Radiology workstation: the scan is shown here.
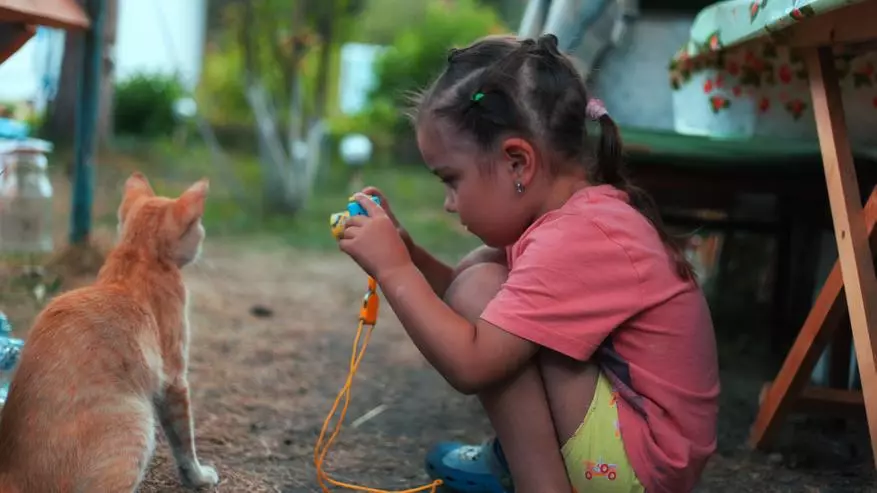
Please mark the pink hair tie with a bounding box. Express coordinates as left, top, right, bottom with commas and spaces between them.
586, 98, 608, 120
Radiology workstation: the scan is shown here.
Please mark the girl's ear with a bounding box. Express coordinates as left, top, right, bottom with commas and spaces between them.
500, 137, 538, 187
175, 178, 209, 228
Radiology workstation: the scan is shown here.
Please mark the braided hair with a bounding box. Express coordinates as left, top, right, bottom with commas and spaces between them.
410, 34, 694, 281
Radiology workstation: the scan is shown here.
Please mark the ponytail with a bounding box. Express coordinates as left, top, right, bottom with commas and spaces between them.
412, 34, 696, 282
595, 114, 623, 185
590, 104, 696, 282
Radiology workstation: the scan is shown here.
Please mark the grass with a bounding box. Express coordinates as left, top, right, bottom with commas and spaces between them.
93, 138, 483, 262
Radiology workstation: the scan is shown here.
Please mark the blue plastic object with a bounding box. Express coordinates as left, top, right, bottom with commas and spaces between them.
0, 312, 23, 405
0, 337, 23, 373
347, 195, 382, 217
425, 439, 513, 493
0, 118, 29, 140
0, 312, 11, 336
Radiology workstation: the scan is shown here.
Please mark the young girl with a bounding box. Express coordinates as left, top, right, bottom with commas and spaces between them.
338, 33, 719, 493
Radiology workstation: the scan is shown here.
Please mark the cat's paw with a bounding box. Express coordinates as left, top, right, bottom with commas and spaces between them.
181, 463, 219, 489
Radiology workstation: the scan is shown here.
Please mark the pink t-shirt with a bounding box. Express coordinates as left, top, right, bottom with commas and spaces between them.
480, 184, 719, 493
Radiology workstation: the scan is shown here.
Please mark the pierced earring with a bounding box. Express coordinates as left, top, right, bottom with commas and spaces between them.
515, 182, 525, 194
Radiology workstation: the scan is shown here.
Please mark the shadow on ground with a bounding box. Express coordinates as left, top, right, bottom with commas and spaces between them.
128, 241, 876, 492
2, 164, 875, 492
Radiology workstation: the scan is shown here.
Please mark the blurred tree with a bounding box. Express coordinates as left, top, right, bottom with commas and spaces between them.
220, 0, 364, 213
329, 0, 505, 159
97, 0, 117, 146
367, 0, 507, 111
43, 0, 84, 149
312, 0, 363, 121
355, 0, 429, 44
478, 0, 528, 27
205, 0, 241, 42
344, 0, 522, 46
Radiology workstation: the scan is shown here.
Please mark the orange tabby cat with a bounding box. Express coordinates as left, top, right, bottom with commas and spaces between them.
0, 172, 219, 492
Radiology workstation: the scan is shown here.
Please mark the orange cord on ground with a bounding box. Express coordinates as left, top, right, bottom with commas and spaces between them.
313, 276, 443, 493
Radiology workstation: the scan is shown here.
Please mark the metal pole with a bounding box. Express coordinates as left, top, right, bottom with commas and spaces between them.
70, 0, 105, 245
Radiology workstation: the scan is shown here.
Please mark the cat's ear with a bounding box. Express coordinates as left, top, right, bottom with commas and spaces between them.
118, 172, 155, 224
124, 172, 155, 199
175, 177, 209, 228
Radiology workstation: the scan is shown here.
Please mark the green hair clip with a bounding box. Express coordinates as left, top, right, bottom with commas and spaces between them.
472, 92, 485, 102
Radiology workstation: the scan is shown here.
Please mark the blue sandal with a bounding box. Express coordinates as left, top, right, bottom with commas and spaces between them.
424, 438, 513, 493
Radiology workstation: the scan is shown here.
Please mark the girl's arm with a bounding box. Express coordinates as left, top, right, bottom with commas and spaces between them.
377, 262, 537, 394
361, 185, 458, 297
361, 187, 505, 297
405, 236, 455, 298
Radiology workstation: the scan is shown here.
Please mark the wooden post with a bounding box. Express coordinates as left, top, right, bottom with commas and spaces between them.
69, 0, 104, 244
96, 0, 116, 147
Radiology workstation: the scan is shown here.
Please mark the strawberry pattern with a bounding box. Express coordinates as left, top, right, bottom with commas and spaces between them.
669, 0, 876, 120
670, 41, 877, 120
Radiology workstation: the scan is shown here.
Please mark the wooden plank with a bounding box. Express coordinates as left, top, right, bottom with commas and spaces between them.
807, 45, 877, 467
799, 387, 865, 418
0, 0, 89, 30
748, 187, 877, 449
778, 0, 877, 50
0, 22, 33, 65
760, 382, 865, 419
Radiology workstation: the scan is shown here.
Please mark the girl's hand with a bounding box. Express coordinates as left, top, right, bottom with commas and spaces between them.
361, 186, 415, 252
339, 193, 413, 281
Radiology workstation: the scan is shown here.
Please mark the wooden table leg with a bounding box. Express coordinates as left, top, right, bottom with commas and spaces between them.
806, 45, 877, 467
748, 188, 877, 449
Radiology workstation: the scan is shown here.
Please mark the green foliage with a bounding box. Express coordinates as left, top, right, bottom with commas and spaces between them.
369, 0, 506, 109
196, 0, 363, 128
196, 42, 252, 126
354, 0, 429, 45
98, 139, 480, 259
328, 0, 507, 156
326, 98, 397, 155
197, 0, 299, 126
23, 109, 45, 137
114, 73, 185, 137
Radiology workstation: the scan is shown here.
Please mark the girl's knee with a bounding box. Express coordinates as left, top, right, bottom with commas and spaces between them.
453, 246, 506, 276
444, 262, 509, 323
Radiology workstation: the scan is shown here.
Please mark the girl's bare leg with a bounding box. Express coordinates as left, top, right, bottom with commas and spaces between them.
442, 263, 572, 493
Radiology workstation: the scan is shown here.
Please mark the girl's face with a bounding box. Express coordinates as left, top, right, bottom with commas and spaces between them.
416, 121, 534, 248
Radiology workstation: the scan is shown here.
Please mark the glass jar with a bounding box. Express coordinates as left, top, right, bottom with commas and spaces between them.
0, 139, 54, 254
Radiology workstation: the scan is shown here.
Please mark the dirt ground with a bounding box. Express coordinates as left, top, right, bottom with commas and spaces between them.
116, 240, 873, 493
2, 238, 876, 492
2, 171, 876, 492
